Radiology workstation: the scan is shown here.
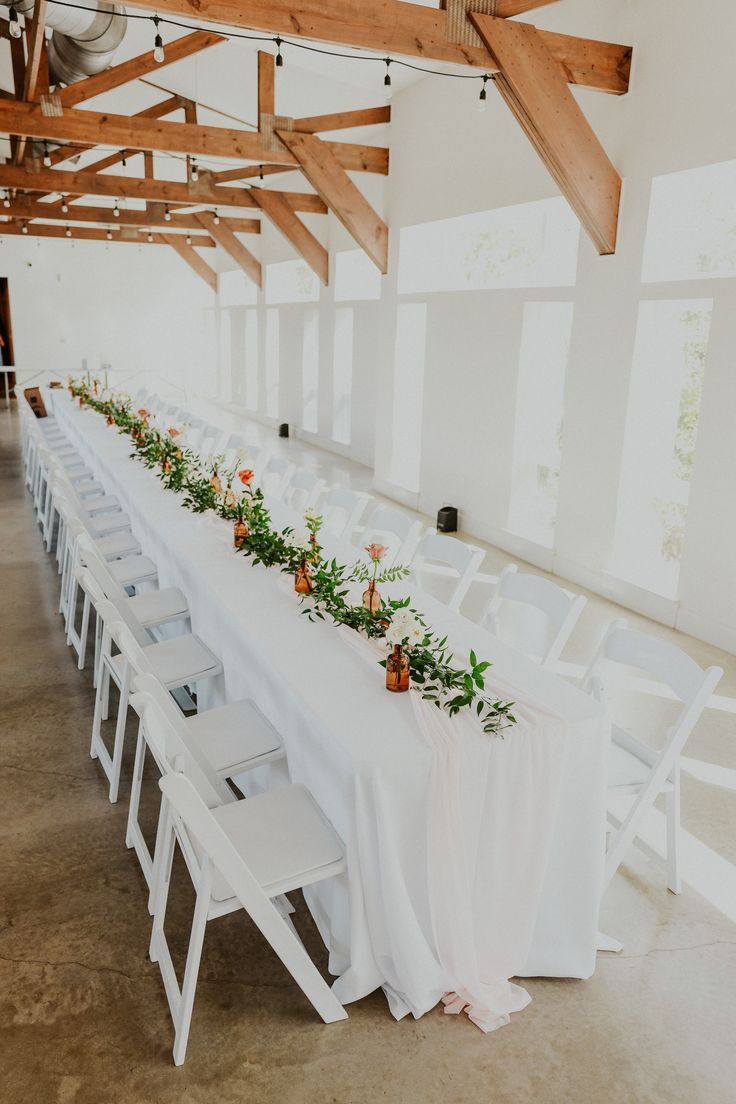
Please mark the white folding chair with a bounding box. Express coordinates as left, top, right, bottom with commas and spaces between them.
87, 587, 223, 803
283, 469, 326, 514
322, 487, 372, 541
127, 674, 284, 895
481, 563, 586, 668
411, 532, 484, 613
358, 504, 423, 567
582, 618, 723, 895
260, 456, 296, 500
153, 765, 348, 1064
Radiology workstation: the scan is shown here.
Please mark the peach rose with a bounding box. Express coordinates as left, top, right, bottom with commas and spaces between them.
167, 427, 181, 438
365, 543, 386, 562
238, 469, 255, 486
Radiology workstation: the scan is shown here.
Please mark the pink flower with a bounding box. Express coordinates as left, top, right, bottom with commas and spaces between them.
365, 543, 386, 563
167, 427, 181, 438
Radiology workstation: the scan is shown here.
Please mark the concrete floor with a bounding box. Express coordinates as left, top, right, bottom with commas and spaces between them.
2, 399, 735, 1104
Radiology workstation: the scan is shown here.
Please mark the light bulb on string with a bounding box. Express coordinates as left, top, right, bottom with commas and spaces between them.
477, 75, 489, 113
106, 229, 112, 240
21, 221, 28, 234
186, 234, 192, 246
274, 36, 283, 67
190, 158, 199, 183
42, 141, 51, 168
113, 200, 120, 217
8, 5, 22, 39
152, 16, 165, 63
3, 191, 10, 209
259, 165, 264, 182
213, 209, 220, 225
164, 204, 171, 222
65, 225, 72, 238
383, 59, 392, 102
147, 230, 153, 243
61, 197, 69, 214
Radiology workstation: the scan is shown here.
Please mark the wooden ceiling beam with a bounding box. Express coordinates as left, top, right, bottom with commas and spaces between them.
0, 222, 215, 246
277, 130, 387, 273
195, 210, 262, 286
257, 50, 275, 119
119, 0, 631, 94
213, 164, 294, 183
293, 107, 391, 133
58, 31, 226, 108
0, 100, 389, 172
481, 0, 560, 16
14, 0, 47, 164
48, 96, 185, 169
4, 198, 261, 233
249, 186, 328, 285
0, 162, 328, 212
163, 232, 218, 291
472, 14, 621, 255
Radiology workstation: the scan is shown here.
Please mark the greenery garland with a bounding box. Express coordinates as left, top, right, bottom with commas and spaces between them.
68, 378, 516, 735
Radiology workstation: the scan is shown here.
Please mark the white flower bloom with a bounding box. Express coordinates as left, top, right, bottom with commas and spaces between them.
386, 611, 423, 646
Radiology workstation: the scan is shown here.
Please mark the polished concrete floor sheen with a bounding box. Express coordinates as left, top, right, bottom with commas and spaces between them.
2, 401, 735, 1104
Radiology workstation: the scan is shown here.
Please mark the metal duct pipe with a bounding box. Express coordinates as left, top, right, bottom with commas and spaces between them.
2, 0, 127, 86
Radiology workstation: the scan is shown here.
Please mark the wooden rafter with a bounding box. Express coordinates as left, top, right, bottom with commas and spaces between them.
13, 0, 47, 164
0, 223, 215, 247
163, 232, 218, 291
58, 32, 226, 108
293, 107, 391, 133
258, 50, 275, 118
472, 14, 621, 255
120, 0, 631, 94
47, 97, 186, 170
195, 210, 262, 285
5, 198, 261, 233
0, 100, 389, 173
493, 0, 560, 16
250, 186, 328, 284
277, 130, 388, 273
0, 163, 328, 212
213, 164, 294, 184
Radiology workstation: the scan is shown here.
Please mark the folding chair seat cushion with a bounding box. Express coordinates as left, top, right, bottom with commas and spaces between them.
109, 554, 158, 587
96, 531, 141, 559
90, 511, 132, 537
209, 783, 345, 902
186, 699, 283, 776
109, 634, 222, 689
127, 587, 190, 628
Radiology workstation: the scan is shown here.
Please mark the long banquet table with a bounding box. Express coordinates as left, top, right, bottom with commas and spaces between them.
51, 390, 609, 1033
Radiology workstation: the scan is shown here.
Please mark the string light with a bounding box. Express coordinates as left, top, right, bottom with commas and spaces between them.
61, 197, 69, 213
164, 203, 171, 221
3, 191, 10, 209
42, 141, 52, 167
65, 224, 72, 237
113, 200, 120, 217
478, 74, 489, 113
274, 35, 283, 67
106, 229, 112, 240
190, 158, 199, 182
147, 230, 153, 242
8, 4, 22, 39
383, 58, 392, 102
185, 234, 192, 245
213, 209, 220, 225
21, 221, 28, 234
152, 15, 165, 63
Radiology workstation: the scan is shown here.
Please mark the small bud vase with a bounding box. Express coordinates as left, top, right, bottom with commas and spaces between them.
386, 644, 410, 693
106, 415, 114, 426
363, 581, 381, 614
294, 558, 313, 595
234, 519, 249, 549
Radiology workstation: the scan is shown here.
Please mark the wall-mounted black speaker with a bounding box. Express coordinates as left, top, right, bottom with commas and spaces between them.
278, 423, 289, 438
436, 505, 458, 533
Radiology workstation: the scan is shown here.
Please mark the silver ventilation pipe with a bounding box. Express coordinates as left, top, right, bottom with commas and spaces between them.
2, 0, 127, 86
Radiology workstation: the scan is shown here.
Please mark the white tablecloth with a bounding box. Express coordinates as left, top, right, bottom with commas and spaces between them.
52, 392, 609, 1030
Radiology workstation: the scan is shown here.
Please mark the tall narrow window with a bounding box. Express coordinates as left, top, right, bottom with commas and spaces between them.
244, 309, 258, 412
332, 307, 353, 444
302, 308, 319, 432
613, 299, 712, 596
265, 308, 279, 419
388, 303, 427, 491
508, 302, 574, 547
